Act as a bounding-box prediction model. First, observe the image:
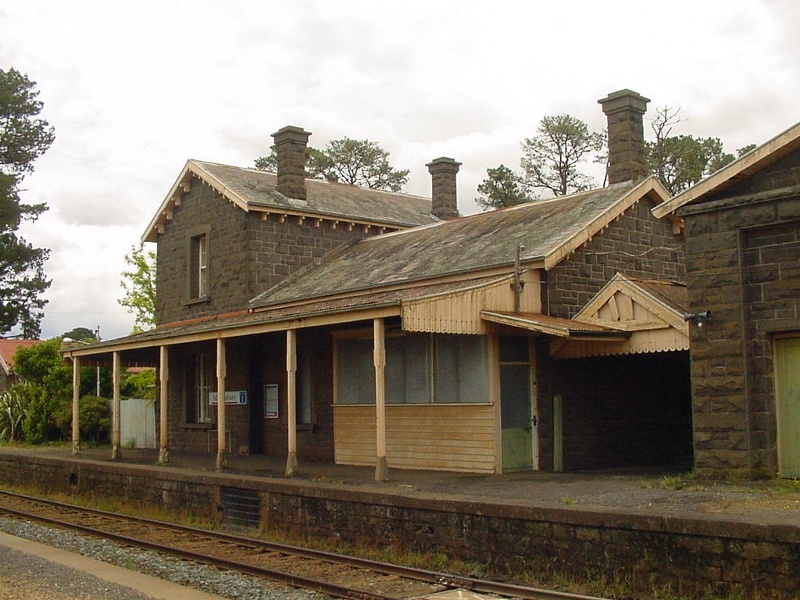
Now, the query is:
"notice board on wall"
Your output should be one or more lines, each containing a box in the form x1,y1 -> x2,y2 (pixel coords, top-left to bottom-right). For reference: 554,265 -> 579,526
264,384 -> 279,418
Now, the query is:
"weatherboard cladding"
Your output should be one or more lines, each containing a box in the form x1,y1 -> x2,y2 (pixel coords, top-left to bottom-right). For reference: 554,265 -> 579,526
250,180 -> 642,308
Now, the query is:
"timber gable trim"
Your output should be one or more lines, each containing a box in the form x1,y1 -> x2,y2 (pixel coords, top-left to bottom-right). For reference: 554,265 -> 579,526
653,120 -> 800,218
574,273 -> 689,333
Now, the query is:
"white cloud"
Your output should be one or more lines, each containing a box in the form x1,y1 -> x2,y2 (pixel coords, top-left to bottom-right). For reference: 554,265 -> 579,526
1,0 -> 799,339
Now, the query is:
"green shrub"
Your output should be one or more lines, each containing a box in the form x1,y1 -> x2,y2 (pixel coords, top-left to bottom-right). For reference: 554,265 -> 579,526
53,395 -> 111,443
0,382 -> 34,442
78,395 -> 111,442
21,383 -> 66,444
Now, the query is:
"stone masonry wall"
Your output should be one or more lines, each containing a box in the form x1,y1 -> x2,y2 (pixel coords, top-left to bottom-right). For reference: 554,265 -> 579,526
251,330 -> 335,461
156,176 -> 363,325
680,148 -> 800,477
683,198 -> 800,477
546,199 -> 684,319
165,339 -> 251,455
1,452 -> 797,598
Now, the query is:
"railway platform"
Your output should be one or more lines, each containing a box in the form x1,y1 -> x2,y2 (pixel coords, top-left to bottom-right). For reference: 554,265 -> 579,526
0,530 -> 225,600
7,444 -> 798,524
1,445 -> 799,597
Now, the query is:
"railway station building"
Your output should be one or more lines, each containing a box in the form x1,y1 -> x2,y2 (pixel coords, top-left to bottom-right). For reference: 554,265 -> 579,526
63,89 -> 694,478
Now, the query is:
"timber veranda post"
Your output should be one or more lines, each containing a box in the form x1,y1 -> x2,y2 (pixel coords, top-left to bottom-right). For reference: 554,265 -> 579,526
111,351 -> 122,460
71,356 -> 80,455
158,345 -> 169,465
374,318 -> 388,482
215,338 -> 227,471
285,328 -> 298,477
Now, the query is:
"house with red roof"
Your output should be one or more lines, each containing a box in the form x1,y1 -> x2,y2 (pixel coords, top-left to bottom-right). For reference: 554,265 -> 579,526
0,339 -> 40,393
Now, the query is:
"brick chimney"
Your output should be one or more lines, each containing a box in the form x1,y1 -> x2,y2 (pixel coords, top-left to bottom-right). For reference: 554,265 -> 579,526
598,89 -> 650,185
271,125 -> 311,200
427,157 -> 461,220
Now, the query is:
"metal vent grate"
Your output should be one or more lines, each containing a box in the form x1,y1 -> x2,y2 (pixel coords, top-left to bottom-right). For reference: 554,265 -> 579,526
220,486 -> 260,530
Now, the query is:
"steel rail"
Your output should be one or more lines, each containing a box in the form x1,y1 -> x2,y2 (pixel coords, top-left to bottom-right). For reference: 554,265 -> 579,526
0,489 -> 609,600
0,502 -> 398,600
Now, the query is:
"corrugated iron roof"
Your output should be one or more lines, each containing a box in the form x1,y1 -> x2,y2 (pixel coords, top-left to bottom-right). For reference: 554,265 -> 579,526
629,278 -> 688,314
251,178 -> 664,308
481,311 -> 629,339
63,277 -> 509,357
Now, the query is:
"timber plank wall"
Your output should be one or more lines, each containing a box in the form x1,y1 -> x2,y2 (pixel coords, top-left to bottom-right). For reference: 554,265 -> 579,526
0,452 -> 797,598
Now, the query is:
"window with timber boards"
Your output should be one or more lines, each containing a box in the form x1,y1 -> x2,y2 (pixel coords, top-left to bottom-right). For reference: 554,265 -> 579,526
335,333 -> 487,405
185,353 -> 213,425
188,229 -> 209,301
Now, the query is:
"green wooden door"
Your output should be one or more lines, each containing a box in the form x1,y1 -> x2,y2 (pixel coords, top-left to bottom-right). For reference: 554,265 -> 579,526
501,364 -> 533,472
775,337 -> 800,478
499,337 -> 536,472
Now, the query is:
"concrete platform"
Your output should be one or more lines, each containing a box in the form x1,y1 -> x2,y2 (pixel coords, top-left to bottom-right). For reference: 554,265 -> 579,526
0,531 -> 225,600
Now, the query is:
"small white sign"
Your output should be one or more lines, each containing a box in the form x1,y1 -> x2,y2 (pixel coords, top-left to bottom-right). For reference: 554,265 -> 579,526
209,390 -> 247,405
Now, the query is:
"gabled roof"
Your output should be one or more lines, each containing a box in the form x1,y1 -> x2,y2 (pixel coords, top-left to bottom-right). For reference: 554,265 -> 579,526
0,339 -> 39,376
575,273 -> 688,332
143,159 -> 437,242
653,121 -> 800,218
481,311 -> 629,340
61,276 -> 514,359
250,176 -> 670,309
481,273 -> 689,358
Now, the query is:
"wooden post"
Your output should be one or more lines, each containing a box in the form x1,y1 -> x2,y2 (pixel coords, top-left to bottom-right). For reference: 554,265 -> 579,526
487,333 -> 502,474
215,338 -> 227,471
553,394 -> 563,472
158,345 -> 169,465
373,318 -> 388,481
285,329 -> 298,477
71,356 -> 81,455
111,351 -> 122,460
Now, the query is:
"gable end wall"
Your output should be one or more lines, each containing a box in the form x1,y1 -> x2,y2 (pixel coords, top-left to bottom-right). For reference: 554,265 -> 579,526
546,200 -> 685,319
155,179 -> 367,325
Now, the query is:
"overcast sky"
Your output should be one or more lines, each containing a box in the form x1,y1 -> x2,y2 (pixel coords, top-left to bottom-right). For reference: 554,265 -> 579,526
1,0 -> 799,340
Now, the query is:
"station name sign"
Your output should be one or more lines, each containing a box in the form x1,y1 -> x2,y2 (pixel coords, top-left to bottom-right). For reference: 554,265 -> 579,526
208,390 -> 247,405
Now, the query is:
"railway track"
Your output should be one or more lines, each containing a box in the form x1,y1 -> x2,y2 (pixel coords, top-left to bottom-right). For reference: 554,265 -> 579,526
0,489 -> 609,600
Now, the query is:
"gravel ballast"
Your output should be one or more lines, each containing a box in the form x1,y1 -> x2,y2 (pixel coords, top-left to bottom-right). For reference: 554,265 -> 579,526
0,517 -> 327,600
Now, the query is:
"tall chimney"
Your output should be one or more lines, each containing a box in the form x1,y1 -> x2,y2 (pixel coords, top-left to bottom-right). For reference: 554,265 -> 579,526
271,125 -> 311,200
598,89 -> 649,185
427,157 -> 461,220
